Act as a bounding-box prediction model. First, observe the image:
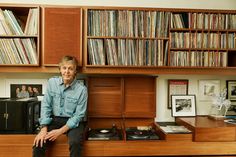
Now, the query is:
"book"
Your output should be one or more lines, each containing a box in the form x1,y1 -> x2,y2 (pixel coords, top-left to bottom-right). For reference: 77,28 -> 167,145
160,125 -> 191,134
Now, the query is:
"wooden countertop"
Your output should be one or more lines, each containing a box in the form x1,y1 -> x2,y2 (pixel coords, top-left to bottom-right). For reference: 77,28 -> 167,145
177,116 -> 233,128
176,116 -> 236,142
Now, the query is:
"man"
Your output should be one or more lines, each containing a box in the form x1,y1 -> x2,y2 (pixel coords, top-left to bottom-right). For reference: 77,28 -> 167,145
17,85 -> 30,98
32,56 -> 88,157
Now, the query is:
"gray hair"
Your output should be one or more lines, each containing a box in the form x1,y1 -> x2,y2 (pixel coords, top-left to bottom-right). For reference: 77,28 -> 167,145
59,55 -> 78,72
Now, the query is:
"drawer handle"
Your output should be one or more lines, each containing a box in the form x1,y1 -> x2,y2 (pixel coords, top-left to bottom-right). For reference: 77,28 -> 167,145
3,113 -> 8,119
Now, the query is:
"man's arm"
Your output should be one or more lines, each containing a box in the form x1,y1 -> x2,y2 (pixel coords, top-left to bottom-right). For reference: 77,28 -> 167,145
39,79 -> 53,126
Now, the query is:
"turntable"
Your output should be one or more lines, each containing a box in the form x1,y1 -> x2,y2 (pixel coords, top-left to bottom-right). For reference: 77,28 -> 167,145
87,124 -> 122,140
126,126 -> 160,140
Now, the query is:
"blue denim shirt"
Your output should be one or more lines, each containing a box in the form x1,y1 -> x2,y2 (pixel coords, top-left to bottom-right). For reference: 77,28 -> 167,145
39,76 -> 88,129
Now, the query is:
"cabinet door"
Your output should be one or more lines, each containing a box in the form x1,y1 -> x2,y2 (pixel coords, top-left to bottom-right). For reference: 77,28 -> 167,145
0,103 -> 6,130
42,7 -> 82,66
124,77 -> 156,118
88,77 -> 123,117
6,102 -> 26,132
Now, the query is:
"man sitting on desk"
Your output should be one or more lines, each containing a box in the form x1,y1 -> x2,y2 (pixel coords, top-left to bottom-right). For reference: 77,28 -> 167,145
32,55 -> 88,157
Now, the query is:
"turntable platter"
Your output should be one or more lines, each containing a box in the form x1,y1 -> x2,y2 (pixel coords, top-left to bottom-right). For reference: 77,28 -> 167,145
88,127 -> 122,140
128,130 -> 149,139
126,127 -> 160,140
95,129 -> 114,138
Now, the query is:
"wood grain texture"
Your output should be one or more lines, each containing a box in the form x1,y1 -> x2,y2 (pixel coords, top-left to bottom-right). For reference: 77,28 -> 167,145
176,116 -> 236,142
42,7 -> 82,66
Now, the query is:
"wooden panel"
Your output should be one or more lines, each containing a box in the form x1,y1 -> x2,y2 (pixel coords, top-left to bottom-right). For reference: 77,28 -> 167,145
124,77 -> 156,117
0,135 -> 69,157
88,77 -> 122,117
124,118 -> 154,128
83,140 -> 236,156
81,66 -> 236,75
87,118 -> 123,129
176,116 -> 236,142
194,127 -> 236,142
2,135 -> 236,156
161,132 -> 192,141
47,144 -> 69,157
42,7 -> 82,66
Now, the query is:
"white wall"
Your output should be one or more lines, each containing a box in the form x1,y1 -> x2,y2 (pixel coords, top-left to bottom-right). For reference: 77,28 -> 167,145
0,73 -> 55,97
156,75 -> 236,122
0,0 -> 236,121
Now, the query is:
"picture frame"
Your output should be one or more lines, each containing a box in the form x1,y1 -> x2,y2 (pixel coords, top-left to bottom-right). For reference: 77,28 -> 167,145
198,80 -> 220,101
11,84 -> 43,98
226,80 -> 236,102
171,95 -> 196,117
167,79 -> 188,109
5,79 -> 48,98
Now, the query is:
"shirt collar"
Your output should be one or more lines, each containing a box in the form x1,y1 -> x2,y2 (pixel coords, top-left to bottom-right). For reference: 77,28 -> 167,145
59,76 -> 77,89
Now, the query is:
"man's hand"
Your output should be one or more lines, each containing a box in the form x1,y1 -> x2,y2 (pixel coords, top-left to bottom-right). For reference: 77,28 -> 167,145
44,125 -> 70,141
33,127 -> 48,147
44,129 -> 63,141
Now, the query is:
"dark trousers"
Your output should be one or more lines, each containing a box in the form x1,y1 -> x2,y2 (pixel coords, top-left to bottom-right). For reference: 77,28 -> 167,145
32,117 -> 85,157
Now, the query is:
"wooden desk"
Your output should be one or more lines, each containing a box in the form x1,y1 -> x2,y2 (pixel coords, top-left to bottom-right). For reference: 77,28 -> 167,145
176,116 -> 236,141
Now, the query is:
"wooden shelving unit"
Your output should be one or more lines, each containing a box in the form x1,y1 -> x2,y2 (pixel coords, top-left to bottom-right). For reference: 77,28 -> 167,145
1,5 -> 236,157
0,6 -> 236,75
83,7 -> 236,75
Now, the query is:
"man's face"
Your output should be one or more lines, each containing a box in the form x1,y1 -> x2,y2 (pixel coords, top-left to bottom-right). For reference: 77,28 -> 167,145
59,61 -> 77,85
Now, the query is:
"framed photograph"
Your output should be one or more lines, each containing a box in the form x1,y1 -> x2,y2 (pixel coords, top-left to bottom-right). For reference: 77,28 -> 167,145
168,79 -> 188,109
171,95 -> 196,117
5,79 -> 48,98
198,80 -> 220,101
11,84 -> 42,98
226,80 -> 236,102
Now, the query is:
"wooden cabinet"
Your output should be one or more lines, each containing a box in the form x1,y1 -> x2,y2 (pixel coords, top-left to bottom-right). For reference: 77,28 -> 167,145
0,101 -> 26,133
87,76 -> 157,140
87,76 -> 156,118
0,5 -> 40,66
42,6 -> 82,66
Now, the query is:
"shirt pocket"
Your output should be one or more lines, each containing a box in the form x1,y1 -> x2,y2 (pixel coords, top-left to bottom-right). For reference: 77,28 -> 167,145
65,97 -> 78,114
51,92 -> 61,111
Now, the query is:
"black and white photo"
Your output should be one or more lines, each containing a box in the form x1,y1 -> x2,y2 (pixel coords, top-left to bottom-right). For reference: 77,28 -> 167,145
226,80 -> 236,104
171,95 -> 196,117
